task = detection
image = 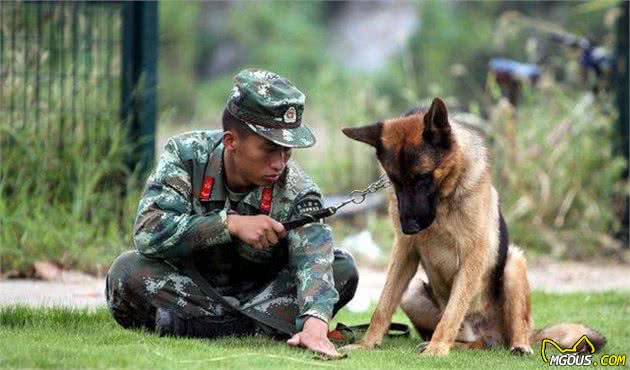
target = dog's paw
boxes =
[418,342,450,357]
[510,345,534,356]
[416,341,430,353]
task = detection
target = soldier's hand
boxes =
[226,214,286,249]
[287,317,344,360]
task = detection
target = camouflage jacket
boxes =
[133,130,339,329]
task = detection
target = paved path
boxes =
[1,271,105,309]
[347,261,630,312]
[1,262,629,311]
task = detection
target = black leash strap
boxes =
[339,322,411,338]
[360,322,410,338]
[328,322,411,346]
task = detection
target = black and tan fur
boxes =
[341,98,605,356]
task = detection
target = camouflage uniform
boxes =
[106,69,358,338]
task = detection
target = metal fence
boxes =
[0,1,157,173]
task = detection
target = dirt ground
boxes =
[1,261,628,311]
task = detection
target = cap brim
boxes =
[246,123,316,148]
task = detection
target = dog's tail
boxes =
[531,323,606,353]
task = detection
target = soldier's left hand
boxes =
[287,317,343,359]
[226,214,286,249]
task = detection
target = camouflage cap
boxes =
[227,68,316,148]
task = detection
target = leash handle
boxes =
[282,207,336,231]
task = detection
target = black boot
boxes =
[155,308,256,339]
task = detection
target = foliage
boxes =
[378,1,498,111]
[489,87,627,257]
[158,1,202,118]
[0,116,140,274]
[225,1,326,83]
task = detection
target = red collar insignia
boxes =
[260,187,273,214]
[199,176,214,201]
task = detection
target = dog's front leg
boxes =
[422,240,488,356]
[345,237,419,351]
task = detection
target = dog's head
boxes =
[342,97,461,234]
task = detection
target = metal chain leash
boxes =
[336,173,392,210]
[281,174,391,231]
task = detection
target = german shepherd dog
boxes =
[341,98,605,356]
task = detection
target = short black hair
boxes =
[222,108,253,138]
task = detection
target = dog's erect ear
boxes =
[342,122,383,148]
[423,97,452,149]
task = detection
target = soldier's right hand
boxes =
[226,214,286,250]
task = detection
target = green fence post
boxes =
[121,1,158,177]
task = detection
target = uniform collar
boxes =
[205,139,227,202]
[241,187,265,210]
[241,170,287,213]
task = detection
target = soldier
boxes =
[106,68,358,359]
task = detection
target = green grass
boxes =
[1,291,628,369]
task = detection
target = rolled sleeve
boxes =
[287,195,339,331]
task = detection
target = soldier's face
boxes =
[230,131,292,186]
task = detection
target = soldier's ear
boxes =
[342,122,383,148]
[223,130,237,151]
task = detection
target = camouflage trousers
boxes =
[105,249,358,338]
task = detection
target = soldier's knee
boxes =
[106,250,138,306]
[107,250,143,279]
[106,250,165,298]
[333,249,359,299]
[106,250,156,330]
[107,251,142,292]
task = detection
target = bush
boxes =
[489,86,627,258]
[0,116,140,274]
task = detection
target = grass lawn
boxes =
[0,291,628,369]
